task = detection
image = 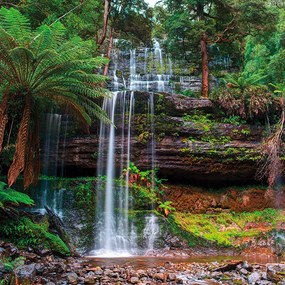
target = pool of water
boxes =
[86,254,285,269]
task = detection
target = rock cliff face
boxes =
[59,91,266,186]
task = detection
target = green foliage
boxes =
[74,181,95,213]
[0,257,25,273]
[124,163,167,209]
[0,217,70,255]
[213,82,275,121]
[220,116,246,126]
[0,7,111,127]
[222,72,267,90]
[157,200,175,217]
[182,113,214,132]
[131,184,158,209]
[181,89,200,98]
[0,181,34,208]
[127,162,140,174]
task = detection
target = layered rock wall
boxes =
[59,91,268,186]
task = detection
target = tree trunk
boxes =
[97,0,111,48]
[103,29,113,76]
[201,34,209,98]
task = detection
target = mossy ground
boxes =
[172,208,285,248]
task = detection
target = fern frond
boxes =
[0,7,31,46]
[8,96,31,187]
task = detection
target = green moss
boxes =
[0,217,70,256]
[161,214,205,247]
[172,209,285,248]
[137,131,151,145]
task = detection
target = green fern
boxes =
[0,181,34,208]
[0,8,31,46]
[0,8,112,187]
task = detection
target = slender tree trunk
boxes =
[97,0,111,47]
[103,29,113,76]
[201,34,209,98]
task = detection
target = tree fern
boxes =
[0,8,110,188]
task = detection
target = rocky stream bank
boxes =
[2,241,285,285]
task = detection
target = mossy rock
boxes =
[0,217,70,256]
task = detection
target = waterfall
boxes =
[107,40,173,93]
[35,112,69,217]
[143,214,160,251]
[128,41,172,92]
[92,90,159,256]
[144,93,160,251]
[93,91,137,257]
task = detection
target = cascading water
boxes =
[92,89,160,256]
[93,91,137,257]
[32,113,69,217]
[143,92,160,251]
[109,40,173,93]
[128,41,171,92]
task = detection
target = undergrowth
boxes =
[0,217,70,256]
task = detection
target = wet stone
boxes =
[168,273,176,281]
[15,264,36,280]
[248,272,261,284]
[130,276,140,283]
[240,268,249,275]
[67,272,78,284]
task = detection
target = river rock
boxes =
[240,268,249,275]
[67,272,78,284]
[267,263,285,282]
[130,276,140,283]
[168,273,176,281]
[154,272,166,281]
[15,264,36,283]
[248,272,261,284]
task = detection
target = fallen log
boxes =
[45,205,78,256]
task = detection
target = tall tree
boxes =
[162,0,276,97]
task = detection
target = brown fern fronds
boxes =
[8,96,31,187]
[32,125,40,186]
[0,114,8,152]
[256,99,285,188]
[0,92,9,152]
[23,133,34,190]
[23,121,40,189]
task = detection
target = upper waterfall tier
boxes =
[108,41,175,93]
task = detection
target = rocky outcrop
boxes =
[59,91,267,186]
[164,185,279,213]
